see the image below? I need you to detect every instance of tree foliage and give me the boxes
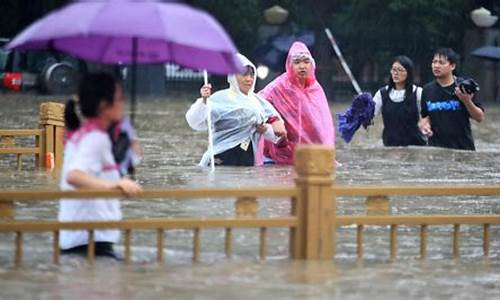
[0,0,492,85]
[185,0,321,57]
[0,0,66,39]
[186,0,482,82]
[329,0,477,80]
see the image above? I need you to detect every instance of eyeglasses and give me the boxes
[390,67,407,74]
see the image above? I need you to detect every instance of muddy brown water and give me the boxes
[1,93,500,299]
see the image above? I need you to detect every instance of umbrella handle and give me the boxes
[204,70,215,172]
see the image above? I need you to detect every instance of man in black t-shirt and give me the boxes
[419,48,485,150]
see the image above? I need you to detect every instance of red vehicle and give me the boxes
[2,72,22,92]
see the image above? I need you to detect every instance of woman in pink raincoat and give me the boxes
[258,41,335,165]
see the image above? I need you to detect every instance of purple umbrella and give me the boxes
[7,0,243,123]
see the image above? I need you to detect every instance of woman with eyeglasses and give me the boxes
[372,55,426,146]
[185,53,286,167]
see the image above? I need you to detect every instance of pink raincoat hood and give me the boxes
[285,41,317,88]
[258,41,334,165]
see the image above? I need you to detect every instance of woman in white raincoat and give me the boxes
[186,53,286,166]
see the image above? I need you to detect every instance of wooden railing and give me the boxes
[1,146,499,267]
[0,187,298,266]
[331,185,500,260]
[0,129,44,170]
[0,102,64,172]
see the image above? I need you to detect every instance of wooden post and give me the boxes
[157,229,164,263]
[357,225,364,260]
[293,145,335,260]
[53,230,60,265]
[366,195,390,215]
[259,227,268,260]
[390,224,397,260]
[87,230,95,265]
[193,228,200,262]
[289,196,298,258]
[225,227,232,258]
[15,231,23,268]
[235,197,258,217]
[483,224,490,257]
[38,129,46,169]
[124,229,132,263]
[39,102,65,177]
[453,224,460,259]
[35,133,41,168]
[54,125,64,175]
[0,199,14,221]
[420,225,428,259]
[17,154,22,170]
[44,126,54,167]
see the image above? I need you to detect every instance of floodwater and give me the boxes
[1,93,500,299]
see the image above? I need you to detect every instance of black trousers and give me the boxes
[214,141,254,166]
[61,242,119,259]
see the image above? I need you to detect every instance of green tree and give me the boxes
[329,0,476,82]
[0,0,67,39]
[1,0,488,95]
[186,0,321,57]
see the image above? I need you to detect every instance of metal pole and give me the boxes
[203,70,215,172]
[324,28,362,95]
[131,37,138,126]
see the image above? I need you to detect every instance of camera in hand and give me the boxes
[456,78,480,95]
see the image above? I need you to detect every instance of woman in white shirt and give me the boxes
[60,73,142,258]
[185,53,286,166]
[372,55,426,146]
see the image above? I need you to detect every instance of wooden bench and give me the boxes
[0,129,45,170]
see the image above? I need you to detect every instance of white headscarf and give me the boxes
[226,53,261,110]
[198,53,279,166]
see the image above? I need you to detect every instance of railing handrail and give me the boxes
[331,185,500,196]
[336,214,500,225]
[3,184,500,202]
[0,217,298,232]
[0,147,41,154]
[0,129,43,136]
[0,187,298,201]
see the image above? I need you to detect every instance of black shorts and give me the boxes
[61,242,119,259]
[214,141,254,166]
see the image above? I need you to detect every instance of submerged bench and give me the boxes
[0,102,64,172]
[0,129,44,170]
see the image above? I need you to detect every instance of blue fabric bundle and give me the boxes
[336,92,375,143]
